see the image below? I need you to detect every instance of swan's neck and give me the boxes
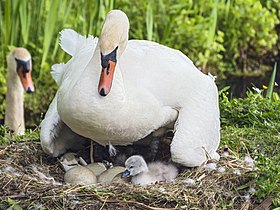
[5,65,25,135]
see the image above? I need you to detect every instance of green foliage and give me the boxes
[0,125,9,145]
[0,124,39,145]
[220,0,279,75]
[221,127,280,207]
[1,198,23,210]
[0,66,6,120]
[220,87,280,207]
[266,63,277,100]
[255,153,280,206]
[123,0,279,75]
[219,87,280,130]
[0,0,279,126]
[261,0,280,19]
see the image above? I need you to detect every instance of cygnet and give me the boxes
[122,155,178,185]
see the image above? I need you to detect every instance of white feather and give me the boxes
[60,29,88,56]
[51,63,65,85]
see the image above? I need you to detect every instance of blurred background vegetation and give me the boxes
[0,0,279,128]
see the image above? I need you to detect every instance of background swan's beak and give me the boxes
[121,169,130,178]
[98,60,116,96]
[18,66,35,93]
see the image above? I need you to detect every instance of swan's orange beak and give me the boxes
[98,60,116,96]
[98,46,118,97]
[17,65,35,93]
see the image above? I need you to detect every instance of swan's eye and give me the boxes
[15,58,31,74]
[129,166,134,169]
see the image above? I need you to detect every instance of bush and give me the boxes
[220,0,279,75]
[219,87,280,130]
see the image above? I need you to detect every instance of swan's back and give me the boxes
[120,40,215,107]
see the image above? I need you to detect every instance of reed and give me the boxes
[146,1,153,41]
[40,0,59,76]
[266,63,278,100]
[19,1,31,45]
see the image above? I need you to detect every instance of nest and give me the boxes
[0,139,259,209]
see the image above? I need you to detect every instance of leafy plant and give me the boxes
[0,124,40,145]
[4,198,23,210]
[221,126,280,207]
[219,87,280,130]
[220,0,279,75]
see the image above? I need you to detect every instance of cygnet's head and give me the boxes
[121,155,148,178]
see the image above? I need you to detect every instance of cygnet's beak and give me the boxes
[121,169,130,178]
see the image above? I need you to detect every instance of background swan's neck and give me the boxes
[5,56,25,135]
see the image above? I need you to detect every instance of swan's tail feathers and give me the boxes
[60,29,98,57]
[51,63,65,85]
[60,29,87,56]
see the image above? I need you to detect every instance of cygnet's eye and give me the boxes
[129,166,134,169]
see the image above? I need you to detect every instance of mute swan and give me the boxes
[40,10,220,167]
[122,155,178,185]
[5,48,34,135]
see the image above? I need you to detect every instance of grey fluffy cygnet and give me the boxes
[122,155,178,185]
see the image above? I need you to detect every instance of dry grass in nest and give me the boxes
[0,139,258,209]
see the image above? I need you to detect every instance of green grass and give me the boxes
[221,126,280,207]
[219,85,280,207]
[0,125,40,145]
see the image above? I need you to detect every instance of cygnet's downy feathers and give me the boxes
[122,155,178,185]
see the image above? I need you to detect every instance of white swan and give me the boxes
[40,10,220,167]
[122,155,178,185]
[5,48,34,135]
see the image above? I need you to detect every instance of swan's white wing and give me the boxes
[51,29,98,86]
[40,93,88,157]
[60,29,88,56]
[121,40,220,166]
[41,30,98,157]
[51,63,65,85]
[40,93,62,156]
